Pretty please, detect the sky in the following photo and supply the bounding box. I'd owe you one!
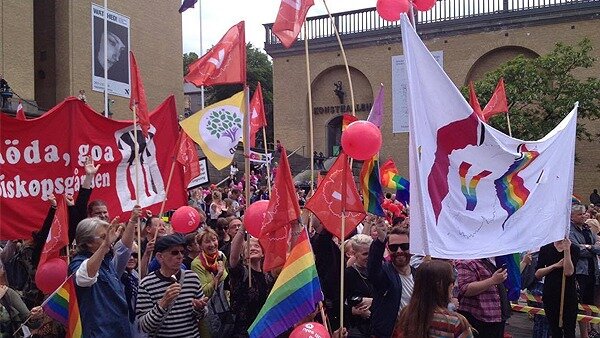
[181,0,374,55]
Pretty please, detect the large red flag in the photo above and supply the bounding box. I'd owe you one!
[260,146,301,272]
[273,0,315,48]
[15,100,26,121]
[468,81,483,120]
[249,82,267,148]
[185,21,246,87]
[481,77,509,122]
[129,51,150,138]
[305,152,366,239]
[176,131,201,186]
[38,196,69,267]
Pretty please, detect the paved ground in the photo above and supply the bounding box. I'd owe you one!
[506,311,586,338]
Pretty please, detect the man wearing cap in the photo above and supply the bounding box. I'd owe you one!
[136,234,208,338]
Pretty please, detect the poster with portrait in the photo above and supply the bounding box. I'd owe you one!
[91,4,131,98]
[187,157,210,189]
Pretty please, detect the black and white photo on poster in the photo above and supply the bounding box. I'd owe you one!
[92,4,130,98]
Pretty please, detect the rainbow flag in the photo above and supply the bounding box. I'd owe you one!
[495,253,522,301]
[360,156,385,216]
[341,113,358,132]
[572,194,583,205]
[248,231,323,338]
[380,159,409,190]
[42,275,82,338]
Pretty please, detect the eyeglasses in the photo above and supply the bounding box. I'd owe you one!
[168,250,185,256]
[388,243,410,252]
[93,235,106,241]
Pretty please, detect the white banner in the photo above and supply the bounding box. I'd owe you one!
[249,150,273,164]
[91,4,131,98]
[187,157,210,189]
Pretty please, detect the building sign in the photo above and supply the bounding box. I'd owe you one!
[313,103,373,115]
[187,157,210,189]
[392,51,443,133]
[91,4,131,98]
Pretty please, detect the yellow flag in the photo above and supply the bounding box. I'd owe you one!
[180,91,245,170]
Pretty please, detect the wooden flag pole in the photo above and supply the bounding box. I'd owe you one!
[243,85,252,288]
[133,105,142,277]
[558,265,566,327]
[156,131,182,229]
[339,154,348,333]
[506,112,513,137]
[304,24,315,194]
[262,126,272,194]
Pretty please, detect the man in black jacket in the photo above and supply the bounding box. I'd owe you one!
[367,222,414,337]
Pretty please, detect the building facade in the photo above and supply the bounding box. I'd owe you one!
[0,1,183,119]
[265,0,600,196]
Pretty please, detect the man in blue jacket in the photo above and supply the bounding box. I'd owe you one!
[367,220,414,337]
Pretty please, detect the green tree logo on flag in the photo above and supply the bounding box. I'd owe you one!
[206,108,243,142]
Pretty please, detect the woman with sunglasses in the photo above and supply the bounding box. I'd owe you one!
[394,260,474,338]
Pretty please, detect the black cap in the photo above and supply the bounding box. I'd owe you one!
[154,234,186,253]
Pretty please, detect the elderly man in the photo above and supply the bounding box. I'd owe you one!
[136,234,207,338]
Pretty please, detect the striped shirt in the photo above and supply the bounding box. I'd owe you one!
[456,259,502,323]
[136,269,206,338]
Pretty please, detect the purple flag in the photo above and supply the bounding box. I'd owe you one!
[367,84,384,128]
[179,0,198,13]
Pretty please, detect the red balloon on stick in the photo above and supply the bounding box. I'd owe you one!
[171,206,201,234]
[413,0,436,11]
[244,200,270,238]
[341,120,382,161]
[290,322,331,338]
[376,0,410,21]
[35,258,68,294]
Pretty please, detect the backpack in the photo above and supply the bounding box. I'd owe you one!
[4,250,31,292]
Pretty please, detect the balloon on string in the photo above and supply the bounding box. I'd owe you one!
[413,0,436,11]
[171,206,200,233]
[341,120,382,161]
[376,0,410,21]
[35,258,68,294]
[244,200,270,238]
[290,322,330,338]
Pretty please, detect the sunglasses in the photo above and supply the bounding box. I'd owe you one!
[388,243,410,252]
[167,250,185,256]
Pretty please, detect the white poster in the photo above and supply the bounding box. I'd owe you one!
[187,157,210,189]
[392,51,443,133]
[91,4,131,98]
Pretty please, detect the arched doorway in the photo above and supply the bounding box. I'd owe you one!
[327,115,343,157]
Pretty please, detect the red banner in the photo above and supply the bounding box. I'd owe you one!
[0,96,187,240]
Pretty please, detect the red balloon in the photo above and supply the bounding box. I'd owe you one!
[376,0,410,21]
[244,200,270,237]
[290,322,330,338]
[171,206,200,233]
[35,258,68,294]
[413,0,436,11]
[341,121,382,161]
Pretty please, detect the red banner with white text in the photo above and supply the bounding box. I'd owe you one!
[0,96,187,240]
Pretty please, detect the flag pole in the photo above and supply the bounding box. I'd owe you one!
[262,126,272,194]
[339,153,348,333]
[506,112,513,137]
[304,24,315,197]
[133,105,142,277]
[157,132,182,230]
[243,85,252,288]
[103,0,109,117]
[198,0,205,109]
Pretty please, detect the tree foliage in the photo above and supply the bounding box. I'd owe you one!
[462,39,600,142]
[183,52,199,76]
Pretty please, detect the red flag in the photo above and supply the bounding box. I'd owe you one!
[468,81,483,120]
[305,152,366,239]
[260,147,301,272]
[482,78,509,122]
[15,100,26,120]
[273,0,315,48]
[176,131,201,186]
[185,21,246,87]
[249,82,267,148]
[129,51,151,138]
[341,113,358,132]
[39,196,69,267]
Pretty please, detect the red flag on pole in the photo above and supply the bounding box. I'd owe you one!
[176,131,201,186]
[185,21,246,87]
[15,100,26,120]
[481,78,509,122]
[468,81,483,120]
[38,196,69,268]
[273,0,315,48]
[129,51,151,138]
[341,113,358,132]
[305,152,366,239]
[260,146,301,272]
[249,82,267,148]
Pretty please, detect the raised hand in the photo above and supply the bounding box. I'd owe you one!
[65,193,75,206]
[48,194,57,207]
[159,282,181,309]
[84,156,100,176]
[491,268,508,285]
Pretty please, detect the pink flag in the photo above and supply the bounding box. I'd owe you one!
[367,84,384,128]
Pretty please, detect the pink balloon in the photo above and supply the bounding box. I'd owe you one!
[290,322,330,338]
[244,200,269,238]
[376,0,410,22]
[413,0,436,11]
[341,121,382,161]
[35,258,68,294]
[171,206,200,233]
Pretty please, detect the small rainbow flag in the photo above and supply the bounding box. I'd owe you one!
[360,156,385,216]
[42,275,82,338]
[248,231,323,338]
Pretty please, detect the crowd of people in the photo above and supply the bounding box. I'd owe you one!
[1,156,600,338]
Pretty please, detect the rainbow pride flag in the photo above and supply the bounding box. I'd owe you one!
[248,231,323,338]
[42,275,82,338]
[495,253,522,301]
[360,156,385,216]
